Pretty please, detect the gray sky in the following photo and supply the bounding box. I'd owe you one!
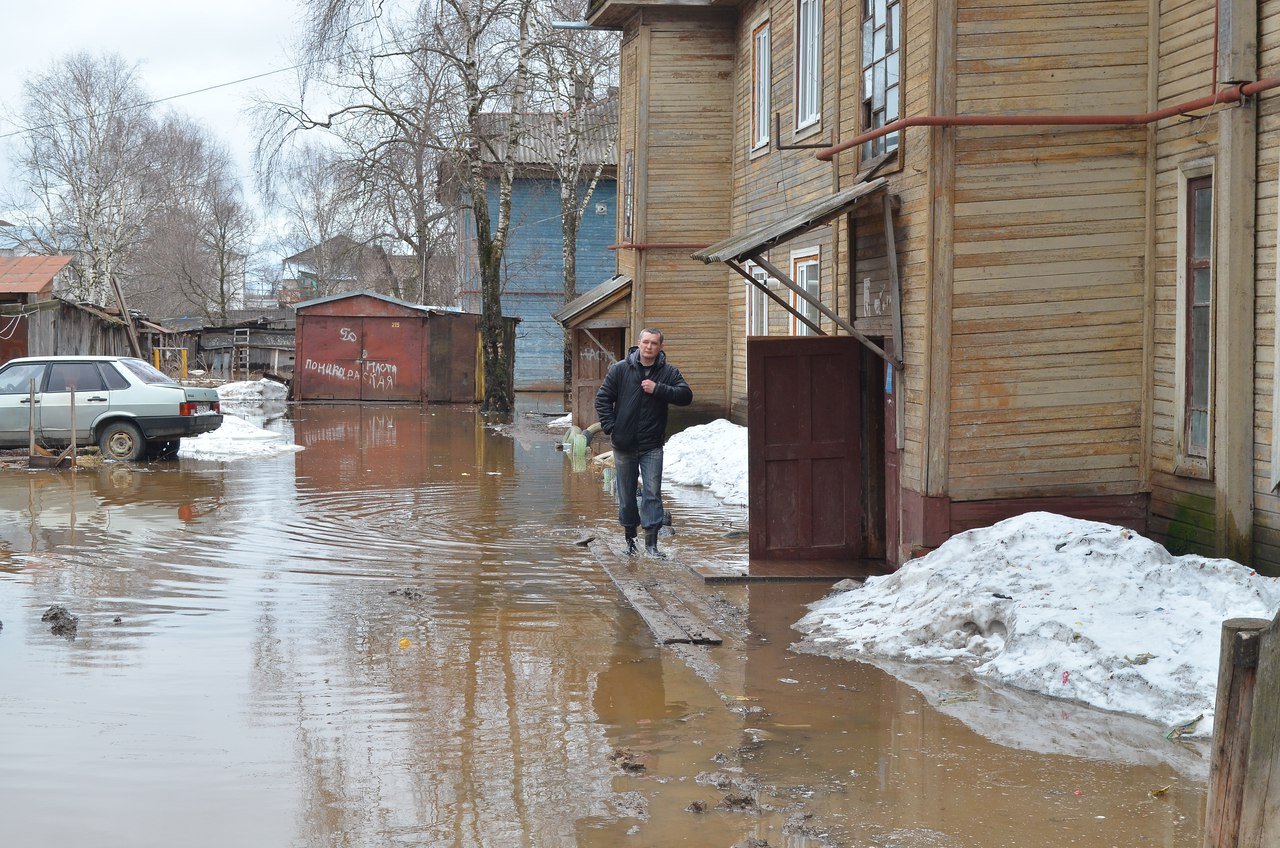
[0,0,305,206]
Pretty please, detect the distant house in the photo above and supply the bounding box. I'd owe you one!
[452,101,618,392]
[281,236,428,306]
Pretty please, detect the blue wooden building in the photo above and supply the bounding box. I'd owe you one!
[455,105,618,392]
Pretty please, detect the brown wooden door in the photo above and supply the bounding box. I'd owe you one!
[572,328,624,428]
[748,336,864,561]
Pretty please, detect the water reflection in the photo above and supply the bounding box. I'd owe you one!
[0,405,1208,847]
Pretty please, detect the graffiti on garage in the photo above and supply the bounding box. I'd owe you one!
[304,358,398,389]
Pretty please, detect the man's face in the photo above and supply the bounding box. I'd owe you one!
[638,332,663,364]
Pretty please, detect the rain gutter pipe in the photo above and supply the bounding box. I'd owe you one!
[815,78,1280,162]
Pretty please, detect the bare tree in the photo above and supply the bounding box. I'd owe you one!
[261,0,537,414]
[6,52,159,305]
[528,0,619,402]
[133,116,256,322]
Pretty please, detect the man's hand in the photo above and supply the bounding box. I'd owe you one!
[641,379,657,394]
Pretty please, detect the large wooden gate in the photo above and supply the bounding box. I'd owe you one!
[747,336,868,561]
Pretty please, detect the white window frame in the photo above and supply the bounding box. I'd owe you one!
[1174,159,1214,479]
[795,0,822,131]
[789,248,821,336]
[751,19,772,151]
[745,261,770,336]
[860,0,902,159]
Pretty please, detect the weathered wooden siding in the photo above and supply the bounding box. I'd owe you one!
[1255,1,1280,570]
[1148,0,1218,554]
[628,10,735,413]
[946,0,1150,501]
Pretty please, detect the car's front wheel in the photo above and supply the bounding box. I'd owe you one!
[98,421,145,462]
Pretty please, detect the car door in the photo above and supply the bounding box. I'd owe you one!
[0,361,48,446]
[39,361,112,443]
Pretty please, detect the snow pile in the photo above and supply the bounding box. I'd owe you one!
[216,379,289,402]
[545,413,573,429]
[796,512,1280,735]
[178,414,303,460]
[664,419,748,506]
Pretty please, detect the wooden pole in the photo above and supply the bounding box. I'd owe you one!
[1204,617,1270,848]
[27,378,36,458]
[1239,611,1280,848]
[68,388,76,468]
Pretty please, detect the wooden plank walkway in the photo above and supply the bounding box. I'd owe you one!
[591,546,722,645]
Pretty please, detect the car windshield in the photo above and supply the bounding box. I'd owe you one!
[119,358,178,385]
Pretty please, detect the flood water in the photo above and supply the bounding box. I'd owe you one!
[0,404,1207,847]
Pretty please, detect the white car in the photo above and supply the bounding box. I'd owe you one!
[0,355,223,461]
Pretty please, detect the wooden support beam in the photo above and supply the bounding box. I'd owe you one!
[1239,611,1280,848]
[726,259,825,337]
[746,252,901,369]
[883,194,905,450]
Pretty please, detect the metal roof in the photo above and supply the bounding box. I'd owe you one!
[292,289,464,315]
[553,274,632,326]
[0,255,72,294]
[692,178,887,264]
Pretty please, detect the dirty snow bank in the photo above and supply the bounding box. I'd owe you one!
[216,379,289,402]
[795,512,1280,736]
[664,419,748,506]
[178,414,303,460]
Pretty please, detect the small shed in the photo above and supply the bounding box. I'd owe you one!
[553,274,632,427]
[294,290,512,403]
[0,255,71,364]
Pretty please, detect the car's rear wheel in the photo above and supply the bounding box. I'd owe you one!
[98,421,145,462]
[146,439,180,460]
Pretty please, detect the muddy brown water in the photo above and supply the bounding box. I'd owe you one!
[0,404,1205,847]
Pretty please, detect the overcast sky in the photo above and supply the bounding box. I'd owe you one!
[0,0,305,207]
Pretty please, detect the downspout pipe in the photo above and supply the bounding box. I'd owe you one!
[816,78,1280,162]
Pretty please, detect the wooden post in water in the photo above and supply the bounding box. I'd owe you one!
[1203,617,1270,848]
[27,378,36,458]
[68,388,76,468]
[1238,610,1280,848]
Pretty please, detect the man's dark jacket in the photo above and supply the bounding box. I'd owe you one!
[594,346,693,452]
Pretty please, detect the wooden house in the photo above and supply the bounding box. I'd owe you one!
[453,105,619,392]
[586,0,1280,574]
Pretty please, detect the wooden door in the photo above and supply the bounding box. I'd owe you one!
[572,327,624,428]
[361,316,422,402]
[748,336,864,561]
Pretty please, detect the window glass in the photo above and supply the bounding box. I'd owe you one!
[0,363,46,395]
[46,363,107,393]
[861,0,902,160]
[120,357,177,385]
[746,263,770,336]
[1184,176,1212,459]
[791,253,821,336]
[100,363,131,390]
[752,22,772,149]
[796,0,822,128]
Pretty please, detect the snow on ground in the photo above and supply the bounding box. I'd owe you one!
[215,379,289,402]
[664,419,747,506]
[545,413,573,429]
[795,512,1280,738]
[178,413,304,460]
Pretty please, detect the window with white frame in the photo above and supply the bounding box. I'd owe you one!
[796,0,822,130]
[861,0,901,160]
[745,262,770,336]
[1181,174,1213,466]
[790,249,821,336]
[752,20,772,150]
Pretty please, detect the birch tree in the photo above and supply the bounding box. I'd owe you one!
[8,52,159,305]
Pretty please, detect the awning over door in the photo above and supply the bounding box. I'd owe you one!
[691,177,901,371]
[692,178,886,264]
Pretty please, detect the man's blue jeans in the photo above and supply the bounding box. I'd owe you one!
[614,447,665,530]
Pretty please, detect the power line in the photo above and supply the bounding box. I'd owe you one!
[0,47,386,141]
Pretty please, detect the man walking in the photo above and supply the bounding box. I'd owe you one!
[594,328,693,556]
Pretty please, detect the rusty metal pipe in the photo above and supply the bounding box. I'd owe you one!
[816,79,1280,162]
[608,243,713,250]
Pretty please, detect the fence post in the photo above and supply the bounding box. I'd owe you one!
[1204,617,1271,848]
[1238,610,1280,848]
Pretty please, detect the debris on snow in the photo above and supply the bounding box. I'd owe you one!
[794,512,1280,739]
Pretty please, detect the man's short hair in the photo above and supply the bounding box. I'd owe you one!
[639,328,664,342]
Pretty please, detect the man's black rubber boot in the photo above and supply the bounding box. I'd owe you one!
[625,527,639,556]
[645,527,666,558]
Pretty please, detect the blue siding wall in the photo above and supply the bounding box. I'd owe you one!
[460,176,617,390]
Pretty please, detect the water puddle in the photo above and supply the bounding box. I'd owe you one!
[0,404,1205,846]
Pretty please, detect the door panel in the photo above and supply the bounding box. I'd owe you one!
[299,316,363,400]
[0,362,46,445]
[39,361,110,442]
[748,336,864,562]
[361,317,421,402]
[572,328,624,428]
